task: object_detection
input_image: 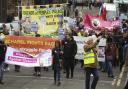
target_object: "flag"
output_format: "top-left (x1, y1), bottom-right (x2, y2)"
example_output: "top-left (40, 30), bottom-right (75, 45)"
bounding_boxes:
top-left (102, 6), bottom-right (107, 20)
top-left (83, 14), bottom-right (121, 30)
top-left (99, 4), bottom-right (107, 20)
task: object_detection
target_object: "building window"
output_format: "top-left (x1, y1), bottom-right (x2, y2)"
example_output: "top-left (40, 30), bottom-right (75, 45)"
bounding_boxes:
top-left (119, 4), bottom-right (128, 13)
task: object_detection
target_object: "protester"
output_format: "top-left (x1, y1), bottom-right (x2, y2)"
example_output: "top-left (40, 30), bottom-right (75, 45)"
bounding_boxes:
top-left (77, 29), bottom-right (86, 68)
top-left (14, 31), bottom-right (21, 72)
top-left (112, 27), bottom-right (124, 69)
top-left (0, 40), bottom-right (6, 84)
top-left (62, 32), bottom-right (77, 79)
top-left (0, 33), bottom-right (9, 72)
top-left (33, 33), bottom-right (41, 76)
top-left (75, 9), bottom-right (79, 17)
top-left (52, 40), bottom-right (63, 86)
top-left (2, 24), bottom-right (9, 35)
top-left (106, 42), bottom-right (114, 78)
top-left (97, 33), bottom-right (107, 72)
top-left (84, 37), bottom-right (100, 89)
top-left (88, 0), bottom-right (92, 10)
top-left (123, 32), bottom-right (128, 89)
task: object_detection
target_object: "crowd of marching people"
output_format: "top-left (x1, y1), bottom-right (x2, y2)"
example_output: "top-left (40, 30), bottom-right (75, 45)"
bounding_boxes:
top-left (0, 7), bottom-right (128, 89)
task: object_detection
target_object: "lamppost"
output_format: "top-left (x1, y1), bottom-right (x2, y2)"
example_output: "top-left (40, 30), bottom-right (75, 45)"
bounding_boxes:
top-left (18, 0), bottom-right (22, 20)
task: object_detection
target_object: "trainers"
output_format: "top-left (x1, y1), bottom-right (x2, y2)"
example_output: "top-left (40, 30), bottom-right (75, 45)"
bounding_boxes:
top-left (108, 75), bottom-right (114, 78)
top-left (57, 82), bottom-right (61, 86)
top-left (0, 81), bottom-right (4, 85)
top-left (37, 72), bottom-right (41, 76)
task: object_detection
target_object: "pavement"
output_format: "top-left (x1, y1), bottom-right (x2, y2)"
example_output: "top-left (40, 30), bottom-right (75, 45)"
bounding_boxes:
top-left (0, 62), bottom-right (127, 89)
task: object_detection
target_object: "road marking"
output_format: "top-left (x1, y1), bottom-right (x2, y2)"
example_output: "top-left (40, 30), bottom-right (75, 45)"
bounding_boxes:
top-left (5, 75), bottom-right (54, 80)
top-left (124, 73), bottom-right (128, 87)
top-left (5, 75), bottom-right (112, 84)
top-left (116, 66), bottom-right (125, 87)
top-left (111, 76), bottom-right (117, 85)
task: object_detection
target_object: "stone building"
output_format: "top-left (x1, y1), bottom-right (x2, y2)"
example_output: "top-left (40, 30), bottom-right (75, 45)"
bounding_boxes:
top-left (0, 0), bottom-right (67, 22)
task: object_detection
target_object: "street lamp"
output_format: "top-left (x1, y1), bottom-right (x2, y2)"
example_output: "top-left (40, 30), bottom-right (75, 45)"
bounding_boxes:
top-left (18, 0), bottom-right (22, 20)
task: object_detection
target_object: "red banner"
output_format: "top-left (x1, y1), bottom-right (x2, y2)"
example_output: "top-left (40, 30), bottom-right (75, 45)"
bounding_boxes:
top-left (5, 36), bottom-right (57, 55)
top-left (84, 14), bottom-right (121, 30)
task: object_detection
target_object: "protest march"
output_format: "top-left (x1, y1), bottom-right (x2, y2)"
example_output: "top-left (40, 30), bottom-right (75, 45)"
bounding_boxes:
top-left (0, 1), bottom-right (128, 89)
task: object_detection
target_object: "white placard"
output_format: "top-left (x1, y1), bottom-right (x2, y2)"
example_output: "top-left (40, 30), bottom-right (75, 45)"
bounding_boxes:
top-left (5, 47), bottom-right (52, 67)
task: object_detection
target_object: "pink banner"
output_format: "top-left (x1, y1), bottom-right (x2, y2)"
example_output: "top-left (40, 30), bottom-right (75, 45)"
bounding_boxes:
top-left (84, 14), bottom-right (121, 30)
top-left (5, 47), bottom-right (52, 67)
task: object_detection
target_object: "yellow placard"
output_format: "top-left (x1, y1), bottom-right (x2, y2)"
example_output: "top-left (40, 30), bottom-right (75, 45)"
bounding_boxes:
top-left (22, 5), bottom-right (64, 36)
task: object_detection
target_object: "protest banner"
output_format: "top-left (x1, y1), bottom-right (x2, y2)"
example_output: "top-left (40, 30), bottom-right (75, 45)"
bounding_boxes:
top-left (97, 46), bottom-right (105, 62)
top-left (5, 47), bottom-right (52, 67)
top-left (38, 49), bottom-right (52, 67)
top-left (84, 14), bottom-right (121, 30)
top-left (22, 5), bottom-right (64, 36)
top-left (73, 36), bottom-right (86, 60)
top-left (5, 47), bottom-right (40, 67)
top-left (73, 36), bottom-right (97, 60)
top-left (5, 35), bottom-right (57, 56)
top-left (98, 38), bottom-right (107, 47)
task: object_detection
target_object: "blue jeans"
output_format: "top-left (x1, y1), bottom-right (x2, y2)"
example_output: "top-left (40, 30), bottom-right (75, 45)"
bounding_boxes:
top-left (99, 61), bottom-right (106, 71)
top-left (106, 60), bottom-right (113, 76)
top-left (85, 67), bottom-right (99, 89)
top-left (0, 62), bottom-right (4, 82)
top-left (54, 64), bottom-right (61, 82)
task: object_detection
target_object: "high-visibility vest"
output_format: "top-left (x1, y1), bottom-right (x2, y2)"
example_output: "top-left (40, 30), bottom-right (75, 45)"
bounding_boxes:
top-left (77, 32), bottom-right (81, 36)
top-left (84, 50), bottom-right (95, 64)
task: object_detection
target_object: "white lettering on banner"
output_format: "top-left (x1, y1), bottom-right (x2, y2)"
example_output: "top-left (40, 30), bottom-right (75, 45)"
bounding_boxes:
top-left (111, 21), bottom-right (120, 27)
top-left (5, 47), bottom-right (52, 67)
top-left (8, 56), bottom-right (37, 63)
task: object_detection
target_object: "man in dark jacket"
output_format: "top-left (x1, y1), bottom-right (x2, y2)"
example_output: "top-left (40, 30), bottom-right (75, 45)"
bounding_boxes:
top-left (0, 40), bottom-right (6, 84)
top-left (62, 33), bottom-right (77, 78)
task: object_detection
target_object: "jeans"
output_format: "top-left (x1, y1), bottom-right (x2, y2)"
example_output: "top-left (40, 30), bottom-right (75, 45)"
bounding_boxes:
top-left (54, 64), bottom-right (61, 82)
top-left (99, 61), bottom-right (106, 71)
top-left (0, 62), bottom-right (4, 82)
top-left (106, 60), bottom-right (113, 76)
top-left (65, 61), bottom-right (74, 78)
top-left (85, 67), bottom-right (99, 89)
top-left (15, 65), bottom-right (20, 72)
top-left (34, 67), bottom-right (41, 73)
